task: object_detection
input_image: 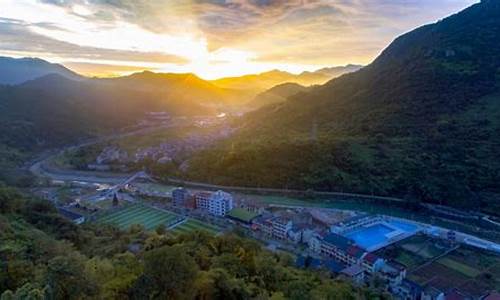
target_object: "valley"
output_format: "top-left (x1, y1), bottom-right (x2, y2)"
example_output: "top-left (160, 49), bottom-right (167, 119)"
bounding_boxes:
top-left (1, 1), bottom-right (500, 299)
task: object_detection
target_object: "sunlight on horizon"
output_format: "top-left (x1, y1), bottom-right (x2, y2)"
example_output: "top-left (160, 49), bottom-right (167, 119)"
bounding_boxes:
top-left (0, 0), bottom-right (478, 79)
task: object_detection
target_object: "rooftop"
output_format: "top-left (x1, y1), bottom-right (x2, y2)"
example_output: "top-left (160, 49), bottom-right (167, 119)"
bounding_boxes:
top-left (363, 252), bottom-right (381, 264)
top-left (226, 208), bottom-right (260, 223)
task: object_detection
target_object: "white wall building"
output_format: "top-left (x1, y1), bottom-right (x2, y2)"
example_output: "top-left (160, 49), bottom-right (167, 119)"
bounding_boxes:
top-left (195, 190), bottom-right (233, 216)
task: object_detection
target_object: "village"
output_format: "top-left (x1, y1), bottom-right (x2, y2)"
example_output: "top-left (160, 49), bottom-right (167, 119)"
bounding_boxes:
top-left (39, 173), bottom-right (500, 300)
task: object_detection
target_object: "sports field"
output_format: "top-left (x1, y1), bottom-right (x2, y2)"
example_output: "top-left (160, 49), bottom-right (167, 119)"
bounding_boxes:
top-left (98, 204), bottom-right (180, 230)
top-left (170, 218), bottom-right (220, 236)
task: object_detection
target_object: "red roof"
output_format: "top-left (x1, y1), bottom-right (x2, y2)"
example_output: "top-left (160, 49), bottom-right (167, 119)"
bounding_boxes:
top-left (363, 253), bottom-right (380, 264)
top-left (347, 246), bottom-right (365, 259)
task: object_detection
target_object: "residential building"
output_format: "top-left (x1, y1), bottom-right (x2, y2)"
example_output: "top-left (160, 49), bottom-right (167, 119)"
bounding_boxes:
top-left (271, 217), bottom-right (293, 240)
top-left (320, 233), bottom-right (353, 261)
top-left (209, 190), bottom-right (233, 216)
top-left (362, 253), bottom-right (386, 273)
top-left (379, 262), bottom-right (406, 287)
top-left (287, 224), bottom-right (316, 244)
top-left (309, 233), bottom-right (324, 253)
top-left (195, 190), bottom-right (233, 216)
top-left (330, 214), bottom-right (381, 234)
top-left (252, 216), bottom-right (273, 236)
top-left (172, 187), bottom-right (192, 207)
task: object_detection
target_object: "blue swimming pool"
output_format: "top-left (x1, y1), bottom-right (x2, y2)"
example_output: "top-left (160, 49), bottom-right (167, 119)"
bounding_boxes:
top-left (343, 220), bottom-right (419, 251)
top-left (345, 224), bottom-right (393, 250)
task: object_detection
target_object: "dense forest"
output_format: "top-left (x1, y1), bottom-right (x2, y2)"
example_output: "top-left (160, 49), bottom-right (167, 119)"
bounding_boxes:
top-left (0, 187), bottom-right (382, 299)
top-left (184, 0), bottom-right (500, 214)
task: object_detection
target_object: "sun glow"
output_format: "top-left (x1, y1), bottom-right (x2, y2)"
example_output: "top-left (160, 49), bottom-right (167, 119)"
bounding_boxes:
top-left (0, 0), bottom-right (478, 79)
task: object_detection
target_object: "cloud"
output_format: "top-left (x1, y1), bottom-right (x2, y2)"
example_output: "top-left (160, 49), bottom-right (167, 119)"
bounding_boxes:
top-left (0, 17), bottom-right (188, 64)
top-left (0, 0), bottom-right (479, 78)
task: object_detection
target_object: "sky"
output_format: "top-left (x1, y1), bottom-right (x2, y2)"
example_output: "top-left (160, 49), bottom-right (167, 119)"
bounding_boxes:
top-left (0, 0), bottom-right (478, 79)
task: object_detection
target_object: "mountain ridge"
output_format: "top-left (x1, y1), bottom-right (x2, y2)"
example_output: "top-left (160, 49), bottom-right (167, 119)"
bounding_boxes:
top-left (184, 0), bottom-right (500, 211)
top-left (0, 56), bottom-right (82, 85)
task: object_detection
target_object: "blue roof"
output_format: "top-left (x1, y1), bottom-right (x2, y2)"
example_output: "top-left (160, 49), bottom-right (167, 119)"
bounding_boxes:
top-left (323, 233), bottom-right (353, 250)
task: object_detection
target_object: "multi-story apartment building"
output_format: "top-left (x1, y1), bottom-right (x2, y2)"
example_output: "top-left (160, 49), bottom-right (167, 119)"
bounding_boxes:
top-left (194, 190), bottom-right (233, 216)
top-left (271, 217), bottom-right (293, 240)
top-left (172, 187), bottom-right (193, 207)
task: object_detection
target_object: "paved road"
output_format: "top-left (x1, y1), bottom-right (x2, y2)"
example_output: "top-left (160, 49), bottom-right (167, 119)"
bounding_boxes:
top-left (29, 125), bottom-right (172, 184)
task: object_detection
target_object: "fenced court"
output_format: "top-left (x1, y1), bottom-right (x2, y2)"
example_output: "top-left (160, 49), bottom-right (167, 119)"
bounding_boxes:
top-left (97, 204), bottom-right (180, 230)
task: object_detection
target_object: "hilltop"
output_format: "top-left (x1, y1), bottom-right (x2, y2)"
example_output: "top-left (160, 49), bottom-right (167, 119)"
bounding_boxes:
top-left (0, 56), bottom-right (82, 85)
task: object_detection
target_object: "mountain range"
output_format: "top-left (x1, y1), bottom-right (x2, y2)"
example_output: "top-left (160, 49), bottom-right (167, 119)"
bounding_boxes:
top-left (210, 65), bottom-right (362, 92)
top-left (0, 56), bottom-right (82, 85)
top-left (184, 0), bottom-right (500, 213)
top-left (0, 55), bottom-right (359, 182)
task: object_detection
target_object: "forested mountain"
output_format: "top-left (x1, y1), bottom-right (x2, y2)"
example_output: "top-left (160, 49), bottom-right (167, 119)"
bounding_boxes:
top-left (249, 83), bottom-right (311, 109)
top-left (0, 56), bottom-right (81, 85)
top-left (0, 71), bottom-right (224, 183)
top-left (0, 187), bottom-right (373, 299)
top-left (184, 0), bottom-right (500, 213)
top-left (211, 65), bottom-right (362, 93)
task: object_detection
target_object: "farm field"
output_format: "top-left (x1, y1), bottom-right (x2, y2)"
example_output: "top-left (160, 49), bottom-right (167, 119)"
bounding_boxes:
top-left (97, 204), bottom-right (180, 230)
top-left (170, 218), bottom-right (220, 236)
top-left (407, 247), bottom-right (500, 298)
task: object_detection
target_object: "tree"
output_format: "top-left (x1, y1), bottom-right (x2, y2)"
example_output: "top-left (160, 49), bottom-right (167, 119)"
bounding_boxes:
top-left (45, 253), bottom-right (98, 299)
top-left (143, 245), bottom-right (199, 299)
top-left (112, 193), bottom-right (119, 207)
top-left (0, 187), bottom-right (23, 214)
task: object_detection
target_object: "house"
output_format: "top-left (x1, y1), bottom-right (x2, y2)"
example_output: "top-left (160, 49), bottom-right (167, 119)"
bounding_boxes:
top-left (340, 264), bottom-right (365, 285)
top-left (172, 187), bottom-right (193, 207)
top-left (361, 253), bottom-right (386, 273)
top-left (58, 208), bottom-right (85, 224)
top-left (308, 232), bottom-right (324, 253)
top-left (194, 190), bottom-right (233, 216)
top-left (287, 224), bottom-right (316, 244)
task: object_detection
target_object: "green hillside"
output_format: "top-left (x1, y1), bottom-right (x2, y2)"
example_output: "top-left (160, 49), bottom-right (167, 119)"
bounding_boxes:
top-left (184, 1), bottom-right (500, 212)
top-left (0, 187), bottom-right (368, 299)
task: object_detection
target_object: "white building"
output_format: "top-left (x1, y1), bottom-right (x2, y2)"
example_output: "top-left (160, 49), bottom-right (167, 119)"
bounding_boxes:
top-left (195, 190), bottom-right (233, 216)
